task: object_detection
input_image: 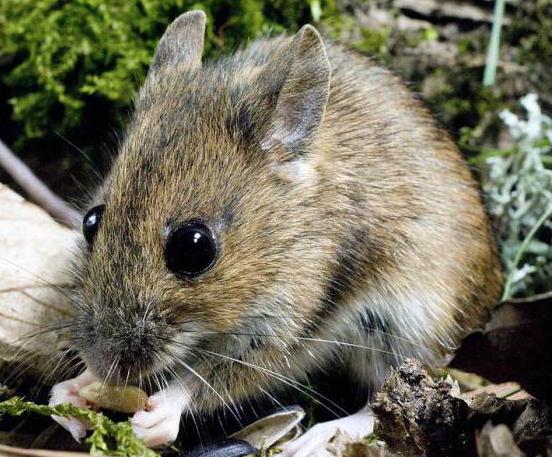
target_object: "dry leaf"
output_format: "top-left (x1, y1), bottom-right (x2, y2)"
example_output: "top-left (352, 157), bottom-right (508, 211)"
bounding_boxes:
top-left (476, 422), bottom-right (525, 457)
top-left (230, 405), bottom-right (305, 449)
top-left (0, 184), bottom-right (77, 378)
top-left (450, 293), bottom-right (552, 404)
top-left (446, 368), bottom-right (488, 392)
top-left (460, 383), bottom-right (527, 402)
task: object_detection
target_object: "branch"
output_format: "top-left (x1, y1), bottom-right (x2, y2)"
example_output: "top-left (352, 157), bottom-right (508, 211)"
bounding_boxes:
top-left (0, 139), bottom-right (80, 228)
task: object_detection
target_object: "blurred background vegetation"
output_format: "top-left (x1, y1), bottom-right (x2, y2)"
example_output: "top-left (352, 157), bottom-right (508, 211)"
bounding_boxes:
top-left (0, 0), bottom-right (551, 297)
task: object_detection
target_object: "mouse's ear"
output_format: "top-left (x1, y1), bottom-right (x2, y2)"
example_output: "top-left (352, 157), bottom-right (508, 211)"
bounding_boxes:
top-left (150, 10), bottom-right (206, 73)
top-left (260, 25), bottom-right (330, 158)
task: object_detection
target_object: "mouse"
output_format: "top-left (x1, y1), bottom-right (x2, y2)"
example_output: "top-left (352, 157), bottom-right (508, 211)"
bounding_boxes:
top-left (49, 10), bottom-right (503, 455)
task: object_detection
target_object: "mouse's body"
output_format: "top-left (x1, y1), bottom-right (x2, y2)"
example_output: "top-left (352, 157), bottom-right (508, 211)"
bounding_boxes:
top-left (50, 11), bottom-right (503, 454)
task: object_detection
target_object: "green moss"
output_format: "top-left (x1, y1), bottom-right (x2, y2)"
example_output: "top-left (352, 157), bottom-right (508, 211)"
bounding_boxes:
top-left (0, 0), bottom-right (340, 146)
top-left (0, 396), bottom-right (159, 457)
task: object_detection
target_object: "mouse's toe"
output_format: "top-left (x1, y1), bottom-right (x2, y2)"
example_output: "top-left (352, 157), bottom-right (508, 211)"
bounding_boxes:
top-left (130, 403), bottom-right (181, 447)
top-left (54, 416), bottom-right (88, 442)
top-left (49, 370), bottom-right (97, 442)
top-left (130, 387), bottom-right (189, 447)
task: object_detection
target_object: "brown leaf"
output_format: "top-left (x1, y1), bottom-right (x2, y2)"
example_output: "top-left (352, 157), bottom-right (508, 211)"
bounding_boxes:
top-left (449, 293), bottom-right (552, 404)
top-left (0, 184), bottom-right (77, 378)
top-left (460, 383), bottom-right (528, 402)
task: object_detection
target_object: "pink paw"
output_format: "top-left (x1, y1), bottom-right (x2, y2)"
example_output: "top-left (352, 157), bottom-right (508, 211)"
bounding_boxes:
top-left (130, 388), bottom-right (189, 448)
top-left (49, 370), bottom-right (97, 442)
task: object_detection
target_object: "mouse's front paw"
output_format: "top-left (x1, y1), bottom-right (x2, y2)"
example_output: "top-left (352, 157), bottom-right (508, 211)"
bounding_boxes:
top-left (49, 369), bottom-right (97, 442)
top-left (130, 389), bottom-right (188, 448)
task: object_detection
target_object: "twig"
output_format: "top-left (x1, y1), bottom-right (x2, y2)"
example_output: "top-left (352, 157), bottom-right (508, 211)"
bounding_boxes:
top-left (483, 0), bottom-right (506, 86)
top-left (0, 139), bottom-right (80, 228)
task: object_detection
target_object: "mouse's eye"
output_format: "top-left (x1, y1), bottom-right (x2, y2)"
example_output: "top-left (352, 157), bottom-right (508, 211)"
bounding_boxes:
top-left (83, 205), bottom-right (105, 246)
top-left (165, 222), bottom-right (218, 278)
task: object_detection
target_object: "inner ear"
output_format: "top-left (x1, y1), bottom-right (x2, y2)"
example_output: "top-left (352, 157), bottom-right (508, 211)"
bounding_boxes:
top-left (260, 25), bottom-right (331, 158)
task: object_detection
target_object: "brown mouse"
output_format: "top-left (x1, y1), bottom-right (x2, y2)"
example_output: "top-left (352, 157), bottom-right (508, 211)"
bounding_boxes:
top-left (49, 10), bottom-right (503, 455)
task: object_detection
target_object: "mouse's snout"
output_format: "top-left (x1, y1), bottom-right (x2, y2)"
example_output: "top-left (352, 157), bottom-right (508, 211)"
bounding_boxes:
top-left (77, 303), bottom-right (172, 383)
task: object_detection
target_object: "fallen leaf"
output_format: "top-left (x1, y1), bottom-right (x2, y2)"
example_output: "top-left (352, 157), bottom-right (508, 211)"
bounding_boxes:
top-left (449, 293), bottom-right (552, 404)
top-left (0, 184), bottom-right (78, 378)
top-left (460, 383), bottom-right (527, 402)
top-left (476, 422), bottom-right (525, 457)
top-left (445, 368), bottom-right (488, 392)
top-left (230, 405), bottom-right (305, 449)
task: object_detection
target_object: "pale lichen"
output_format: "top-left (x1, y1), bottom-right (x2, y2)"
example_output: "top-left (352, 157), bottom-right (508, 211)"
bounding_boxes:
top-left (481, 94), bottom-right (552, 298)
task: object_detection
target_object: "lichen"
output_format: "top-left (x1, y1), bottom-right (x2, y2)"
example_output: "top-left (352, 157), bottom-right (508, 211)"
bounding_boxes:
top-left (480, 94), bottom-right (552, 298)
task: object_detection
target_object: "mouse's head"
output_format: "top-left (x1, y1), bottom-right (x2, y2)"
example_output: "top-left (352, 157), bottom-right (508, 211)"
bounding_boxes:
top-left (70, 11), bottom-right (339, 404)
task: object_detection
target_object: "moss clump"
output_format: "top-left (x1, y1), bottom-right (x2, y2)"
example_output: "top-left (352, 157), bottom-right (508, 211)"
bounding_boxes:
top-left (0, 396), bottom-right (159, 457)
top-left (0, 0), bottom-right (328, 142)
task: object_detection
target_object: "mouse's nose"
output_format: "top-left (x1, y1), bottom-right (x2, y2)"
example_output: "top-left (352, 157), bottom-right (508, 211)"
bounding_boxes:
top-left (87, 311), bottom-right (160, 382)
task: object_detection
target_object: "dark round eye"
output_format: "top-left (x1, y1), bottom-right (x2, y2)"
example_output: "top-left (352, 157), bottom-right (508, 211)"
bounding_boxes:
top-left (165, 222), bottom-right (218, 278)
top-left (83, 205), bottom-right (105, 245)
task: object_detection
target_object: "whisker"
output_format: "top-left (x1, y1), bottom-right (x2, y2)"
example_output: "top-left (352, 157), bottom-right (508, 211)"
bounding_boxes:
top-left (170, 315), bottom-right (422, 349)
top-left (197, 348), bottom-right (346, 418)
top-left (162, 329), bottom-right (399, 355)
top-left (172, 357), bottom-right (242, 427)
top-left (101, 357), bottom-right (119, 391)
top-left (8, 320), bottom-right (75, 347)
top-left (54, 132), bottom-right (104, 184)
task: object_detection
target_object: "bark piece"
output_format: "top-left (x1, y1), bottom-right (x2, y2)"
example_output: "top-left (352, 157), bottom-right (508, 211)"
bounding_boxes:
top-left (372, 359), bottom-right (471, 456)
top-left (372, 360), bottom-right (552, 457)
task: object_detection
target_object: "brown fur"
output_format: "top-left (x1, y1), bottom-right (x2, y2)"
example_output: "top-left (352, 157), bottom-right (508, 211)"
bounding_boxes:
top-left (69, 13), bottom-right (502, 414)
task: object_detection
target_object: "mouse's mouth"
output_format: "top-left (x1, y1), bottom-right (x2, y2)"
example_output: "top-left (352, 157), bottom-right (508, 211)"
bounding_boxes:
top-left (74, 307), bottom-right (208, 387)
top-left (80, 331), bottom-right (202, 387)
top-left (82, 348), bottom-right (185, 387)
